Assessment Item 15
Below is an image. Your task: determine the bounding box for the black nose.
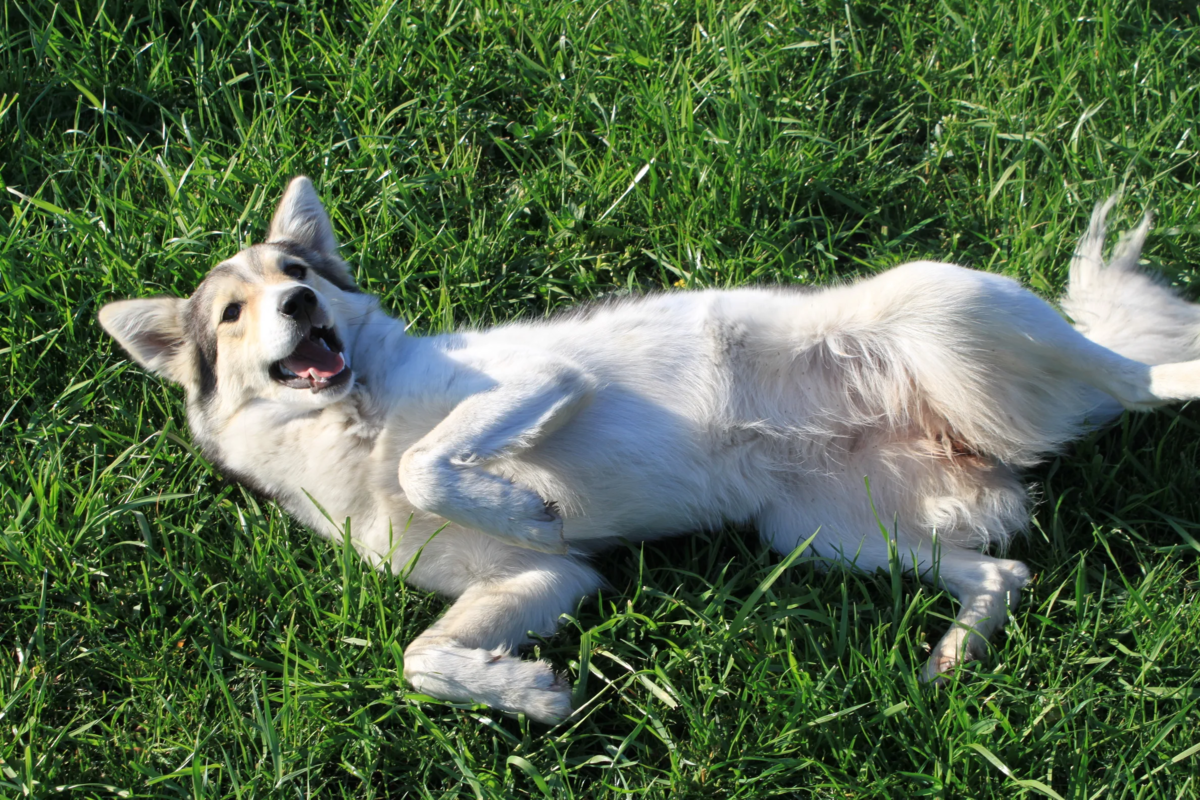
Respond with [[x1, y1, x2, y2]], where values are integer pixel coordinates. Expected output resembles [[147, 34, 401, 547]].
[[279, 287, 317, 318]]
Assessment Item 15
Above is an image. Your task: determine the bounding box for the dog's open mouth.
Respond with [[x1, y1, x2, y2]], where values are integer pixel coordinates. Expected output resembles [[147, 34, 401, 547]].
[[270, 326, 350, 392]]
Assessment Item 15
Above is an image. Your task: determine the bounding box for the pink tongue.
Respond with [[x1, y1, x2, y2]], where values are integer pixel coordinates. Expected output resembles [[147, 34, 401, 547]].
[[282, 338, 345, 380]]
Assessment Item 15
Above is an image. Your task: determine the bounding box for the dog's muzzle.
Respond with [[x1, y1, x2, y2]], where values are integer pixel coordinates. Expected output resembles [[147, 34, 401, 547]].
[[270, 287, 351, 392]]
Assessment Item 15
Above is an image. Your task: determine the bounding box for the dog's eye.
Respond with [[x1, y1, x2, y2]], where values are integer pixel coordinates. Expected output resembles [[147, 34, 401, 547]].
[[283, 263, 306, 280], [221, 303, 242, 323]]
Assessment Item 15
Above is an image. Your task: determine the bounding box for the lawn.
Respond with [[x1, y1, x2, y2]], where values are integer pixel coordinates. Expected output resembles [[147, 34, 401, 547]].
[[4, 0, 1200, 796]]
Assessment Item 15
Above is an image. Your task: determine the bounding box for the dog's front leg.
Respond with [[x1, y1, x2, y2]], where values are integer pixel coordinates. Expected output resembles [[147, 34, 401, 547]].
[[403, 557, 602, 724], [399, 359, 594, 553]]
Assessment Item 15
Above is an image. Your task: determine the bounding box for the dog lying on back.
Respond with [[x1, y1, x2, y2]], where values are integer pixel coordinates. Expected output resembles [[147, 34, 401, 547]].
[[100, 178, 1200, 723]]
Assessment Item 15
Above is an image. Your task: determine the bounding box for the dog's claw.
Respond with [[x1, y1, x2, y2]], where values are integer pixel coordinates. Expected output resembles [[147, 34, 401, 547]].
[[539, 499, 562, 521], [494, 506, 568, 554]]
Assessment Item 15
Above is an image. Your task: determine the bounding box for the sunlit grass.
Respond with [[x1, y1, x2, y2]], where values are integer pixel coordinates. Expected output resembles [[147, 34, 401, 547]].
[[4, 0, 1200, 796]]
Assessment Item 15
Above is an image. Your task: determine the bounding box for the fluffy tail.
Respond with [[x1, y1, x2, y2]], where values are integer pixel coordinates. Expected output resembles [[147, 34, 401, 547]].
[[1063, 197, 1200, 366]]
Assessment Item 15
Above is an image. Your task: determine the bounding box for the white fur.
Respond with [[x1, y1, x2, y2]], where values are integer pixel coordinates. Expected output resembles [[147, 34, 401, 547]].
[[99, 179, 1200, 723]]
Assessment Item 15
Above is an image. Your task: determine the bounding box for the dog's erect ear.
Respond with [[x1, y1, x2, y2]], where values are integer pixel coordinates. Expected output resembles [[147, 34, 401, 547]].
[[267, 176, 338, 255], [98, 297, 192, 385]]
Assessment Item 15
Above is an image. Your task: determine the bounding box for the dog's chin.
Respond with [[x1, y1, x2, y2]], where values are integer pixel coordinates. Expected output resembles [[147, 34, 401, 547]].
[[268, 325, 354, 398]]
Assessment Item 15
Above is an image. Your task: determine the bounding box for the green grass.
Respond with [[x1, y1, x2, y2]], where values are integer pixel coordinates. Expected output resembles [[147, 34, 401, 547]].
[[4, 0, 1200, 796]]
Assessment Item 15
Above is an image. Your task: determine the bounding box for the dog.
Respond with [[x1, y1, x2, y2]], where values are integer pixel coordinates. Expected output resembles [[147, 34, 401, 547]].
[[98, 177, 1200, 723]]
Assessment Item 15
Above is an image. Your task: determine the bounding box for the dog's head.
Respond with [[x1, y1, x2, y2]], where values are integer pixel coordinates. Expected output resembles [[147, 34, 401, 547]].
[[99, 177, 373, 418]]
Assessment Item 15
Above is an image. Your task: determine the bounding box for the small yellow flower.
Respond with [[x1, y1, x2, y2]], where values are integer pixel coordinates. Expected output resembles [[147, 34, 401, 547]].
[[674, 278, 687, 288]]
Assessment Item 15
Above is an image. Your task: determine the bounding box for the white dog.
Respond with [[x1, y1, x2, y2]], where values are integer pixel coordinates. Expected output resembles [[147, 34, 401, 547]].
[[99, 178, 1200, 723]]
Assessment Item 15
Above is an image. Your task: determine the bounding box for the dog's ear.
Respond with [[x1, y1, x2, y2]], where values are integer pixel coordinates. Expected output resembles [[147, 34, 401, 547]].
[[267, 176, 339, 256], [98, 297, 192, 385]]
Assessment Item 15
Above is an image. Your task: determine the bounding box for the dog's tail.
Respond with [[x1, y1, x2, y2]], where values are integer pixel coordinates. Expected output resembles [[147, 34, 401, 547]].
[[1063, 198, 1200, 364], [1060, 198, 1200, 420]]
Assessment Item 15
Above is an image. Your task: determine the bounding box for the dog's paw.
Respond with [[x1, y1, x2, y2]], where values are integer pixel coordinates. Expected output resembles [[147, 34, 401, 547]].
[[920, 627, 986, 684], [919, 651, 970, 684], [498, 496, 567, 554], [504, 657, 574, 724], [405, 644, 574, 724]]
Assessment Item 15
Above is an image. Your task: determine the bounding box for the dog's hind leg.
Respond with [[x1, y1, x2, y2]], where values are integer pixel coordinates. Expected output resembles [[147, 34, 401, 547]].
[[402, 554, 601, 724], [1006, 308, 1200, 411], [1065, 350, 1200, 410], [820, 260, 1200, 467], [757, 497, 1030, 680]]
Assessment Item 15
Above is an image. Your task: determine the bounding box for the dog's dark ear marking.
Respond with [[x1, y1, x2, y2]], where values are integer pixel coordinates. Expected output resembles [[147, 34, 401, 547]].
[[267, 176, 357, 289], [271, 241, 360, 293], [268, 176, 339, 256], [98, 297, 192, 385], [183, 281, 220, 398]]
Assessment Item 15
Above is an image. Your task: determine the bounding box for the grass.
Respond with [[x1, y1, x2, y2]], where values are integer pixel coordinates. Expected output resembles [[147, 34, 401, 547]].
[[4, 0, 1200, 796]]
